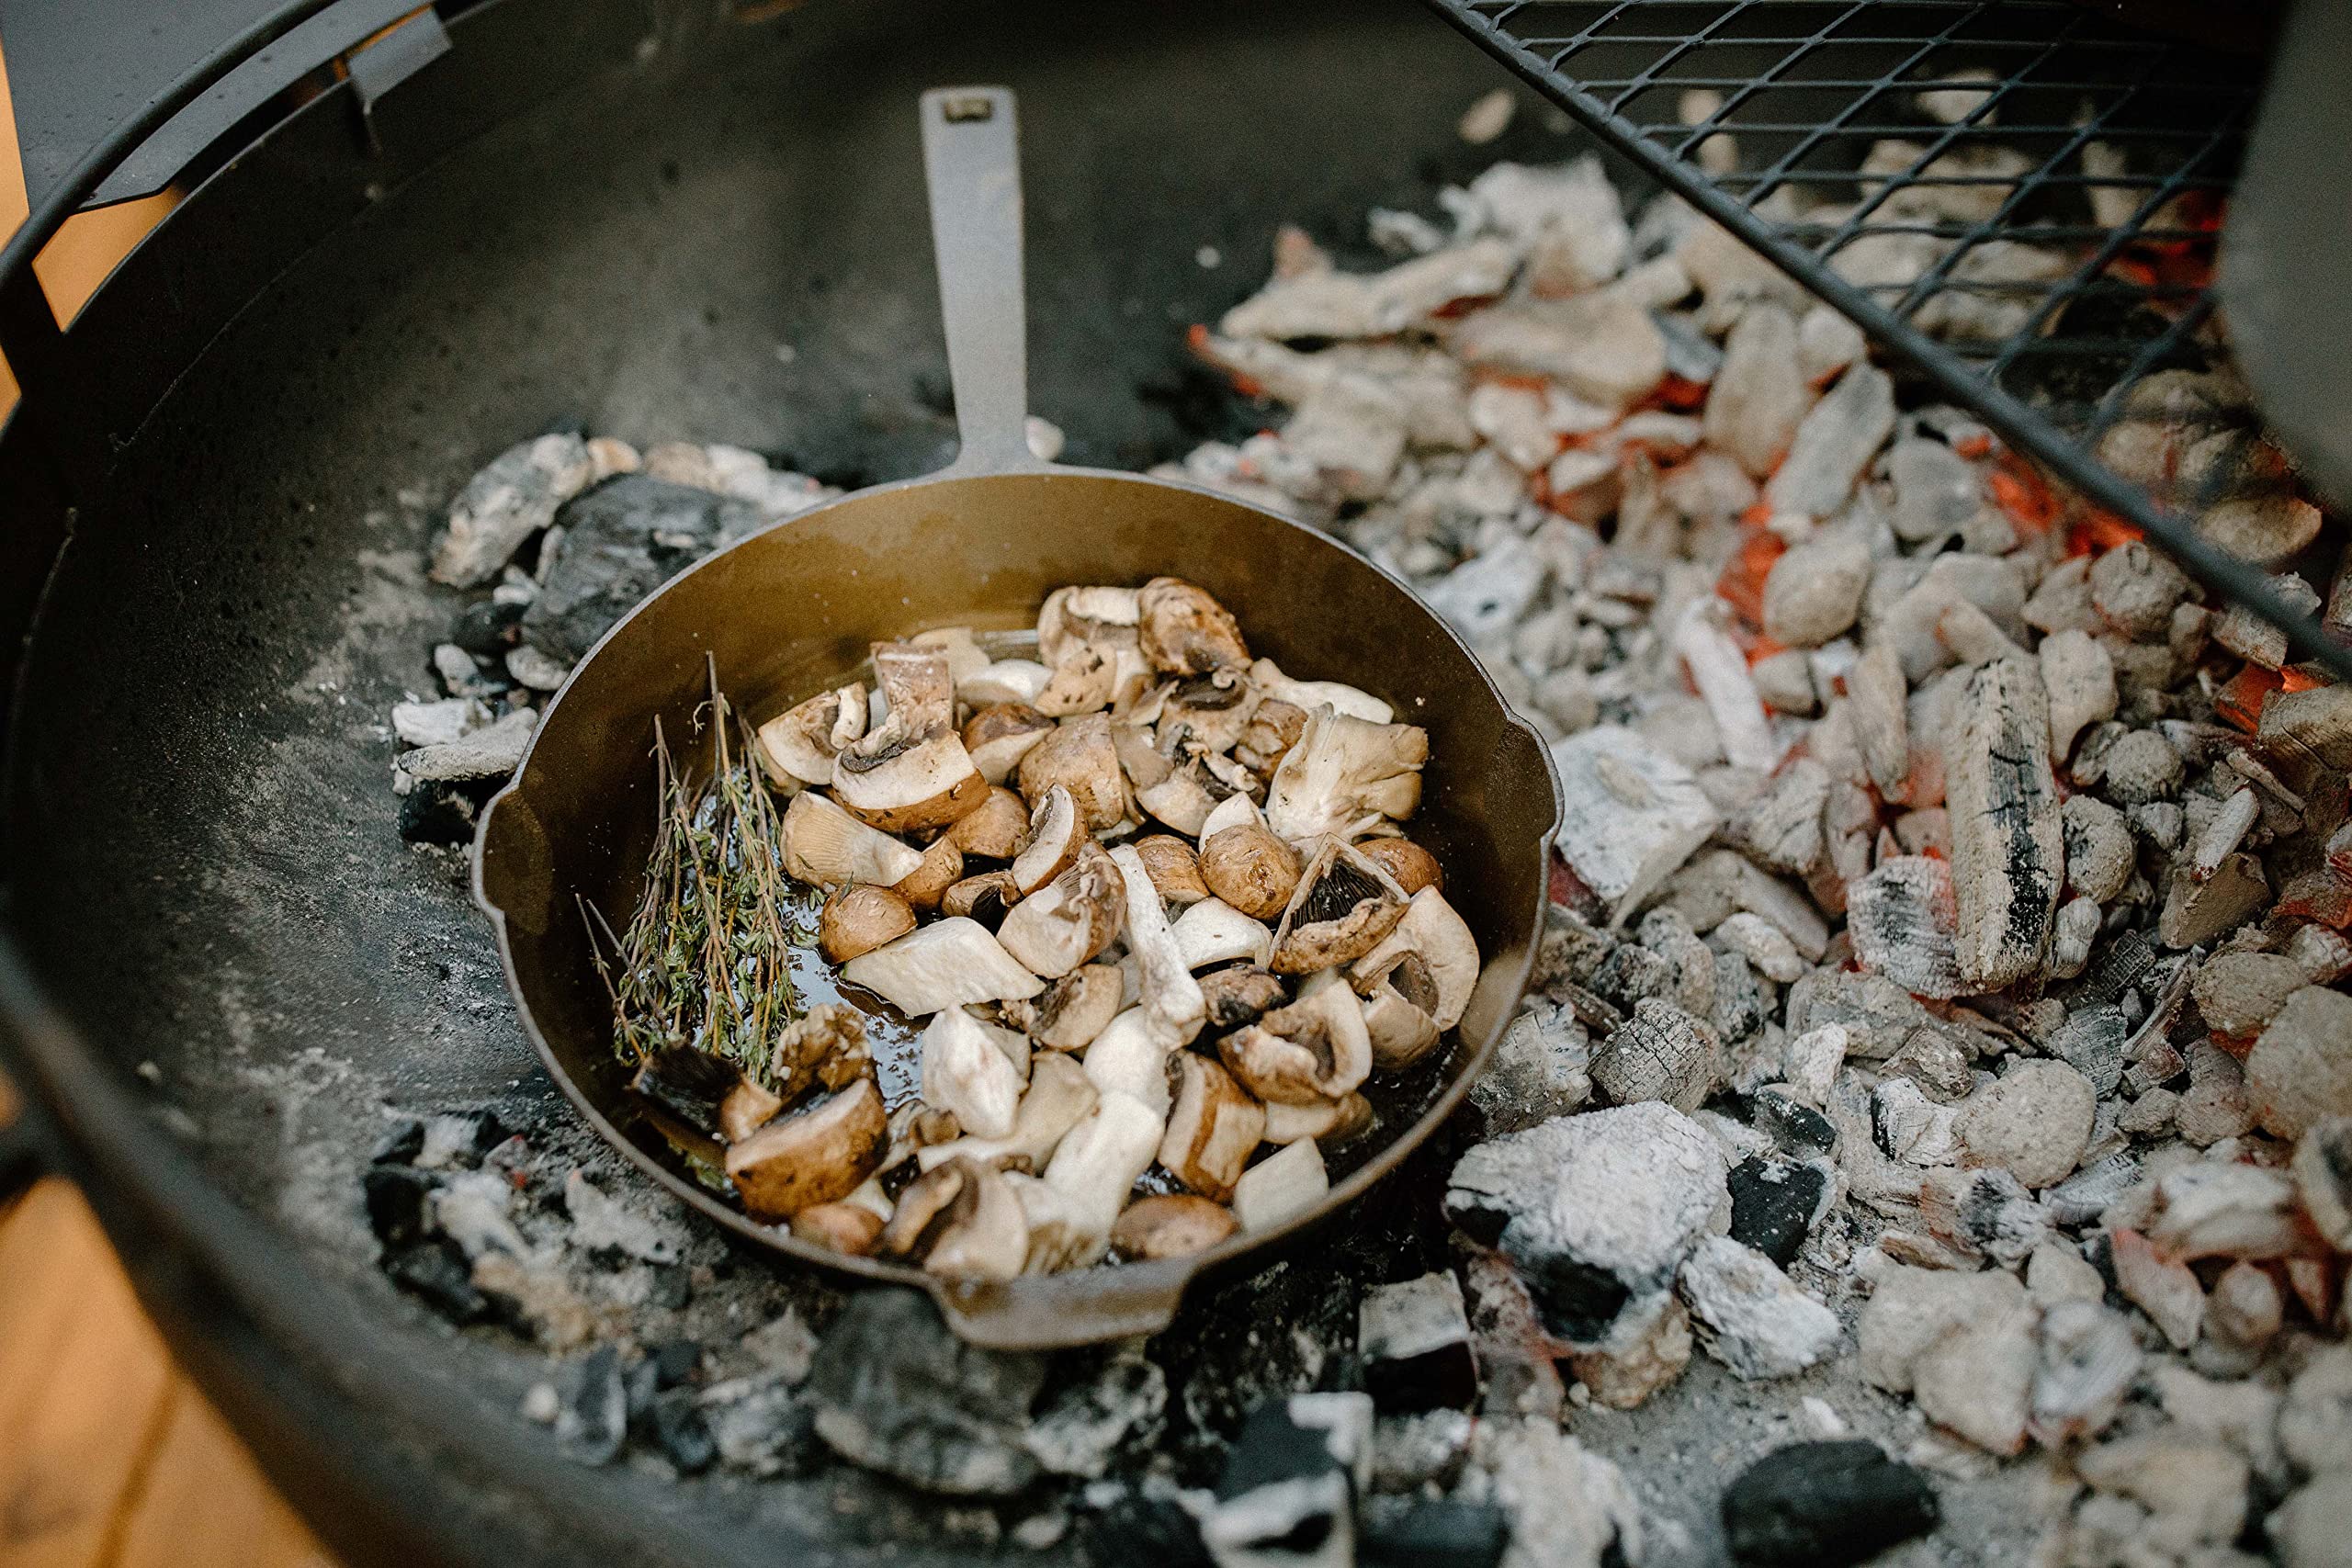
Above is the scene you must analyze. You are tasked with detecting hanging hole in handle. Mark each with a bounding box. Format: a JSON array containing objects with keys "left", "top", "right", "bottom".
[{"left": 940, "top": 95, "right": 996, "bottom": 122}]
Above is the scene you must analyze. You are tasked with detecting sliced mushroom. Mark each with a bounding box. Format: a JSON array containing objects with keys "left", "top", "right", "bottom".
[
  {"left": 1199, "top": 824, "right": 1302, "bottom": 919},
  {"left": 755, "top": 682, "right": 868, "bottom": 788},
  {"left": 1111, "top": 1193, "right": 1239, "bottom": 1260},
  {"left": 1038, "top": 585, "right": 1143, "bottom": 664},
  {"left": 917, "top": 1053, "right": 1099, "bottom": 1173},
  {"left": 629, "top": 1043, "right": 744, "bottom": 1137},
  {"left": 819, "top": 884, "right": 917, "bottom": 964},
  {"left": 1012, "top": 784, "right": 1086, "bottom": 894},
  {"left": 1138, "top": 577, "right": 1250, "bottom": 675},
  {"left": 919, "top": 1007, "right": 1031, "bottom": 1140},
  {"left": 1230, "top": 1136, "right": 1329, "bottom": 1233},
  {"left": 877, "top": 1100, "right": 962, "bottom": 1176},
  {"left": 941, "top": 869, "right": 1020, "bottom": 927},
  {"left": 962, "top": 659, "right": 1053, "bottom": 708},
  {"left": 1198, "top": 793, "right": 1263, "bottom": 842},
  {"left": 877, "top": 1156, "right": 1026, "bottom": 1278},
  {"left": 1109, "top": 842, "right": 1207, "bottom": 1043},
  {"left": 1171, "top": 897, "right": 1274, "bottom": 970},
  {"left": 1001, "top": 964, "right": 1126, "bottom": 1050},
  {"left": 780, "top": 791, "right": 924, "bottom": 888},
  {"left": 789, "top": 1201, "right": 886, "bottom": 1256},
  {"left": 1261, "top": 1092, "right": 1371, "bottom": 1147},
  {"left": 1358, "top": 836, "right": 1443, "bottom": 897},
  {"left": 963, "top": 703, "right": 1056, "bottom": 785},
  {"left": 1112, "top": 715, "right": 1173, "bottom": 796},
  {"left": 1268, "top": 837, "right": 1410, "bottom": 974},
  {"left": 841, "top": 917, "right": 1045, "bottom": 1015},
  {"left": 891, "top": 835, "right": 965, "bottom": 913},
  {"left": 998, "top": 842, "right": 1127, "bottom": 978},
  {"left": 944, "top": 786, "right": 1032, "bottom": 859},
  {"left": 1081, "top": 1008, "right": 1176, "bottom": 1117},
  {"left": 920, "top": 1159, "right": 1030, "bottom": 1280},
  {"left": 719, "top": 1076, "right": 786, "bottom": 1143},
  {"left": 1234, "top": 698, "right": 1309, "bottom": 780},
  {"left": 1037, "top": 587, "right": 1150, "bottom": 716},
  {"left": 1264, "top": 705, "right": 1429, "bottom": 840},
  {"left": 1018, "top": 714, "right": 1128, "bottom": 831},
  {"left": 1043, "top": 1090, "right": 1167, "bottom": 1235},
  {"left": 1249, "top": 658, "right": 1393, "bottom": 724},
  {"left": 723, "top": 1077, "right": 887, "bottom": 1219},
  {"left": 832, "top": 731, "right": 989, "bottom": 833},
  {"left": 1199, "top": 964, "right": 1289, "bottom": 1031},
  {"left": 1132, "top": 834, "right": 1213, "bottom": 907},
  {"left": 1159, "top": 1052, "right": 1267, "bottom": 1201},
  {"left": 840, "top": 1176, "right": 895, "bottom": 1220},
  {"left": 834, "top": 643, "right": 988, "bottom": 830},
  {"left": 1358, "top": 977, "right": 1442, "bottom": 1070},
  {"left": 1349, "top": 886, "right": 1479, "bottom": 1031},
  {"left": 909, "top": 626, "right": 990, "bottom": 686},
  {"left": 1159, "top": 668, "right": 1261, "bottom": 756},
  {"left": 1135, "top": 761, "right": 1224, "bottom": 837},
  {"left": 1218, "top": 971, "right": 1373, "bottom": 1104},
  {"left": 1005, "top": 1171, "right": 1110, "bottom": 1273}
]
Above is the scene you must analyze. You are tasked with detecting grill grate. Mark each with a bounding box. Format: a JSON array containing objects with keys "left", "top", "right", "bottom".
[{"left": 1423, "top": 0, "right": 2352, "bottom": 681}]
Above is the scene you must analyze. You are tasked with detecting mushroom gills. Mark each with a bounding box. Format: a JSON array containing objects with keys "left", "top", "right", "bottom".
[{"left": 1269, "top": 838, "right": 1410, "bottom": 974}]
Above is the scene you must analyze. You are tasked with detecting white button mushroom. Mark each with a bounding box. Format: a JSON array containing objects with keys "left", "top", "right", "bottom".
[{"left": 842, "top": 918, "right": 1045, "bottom": 1016}]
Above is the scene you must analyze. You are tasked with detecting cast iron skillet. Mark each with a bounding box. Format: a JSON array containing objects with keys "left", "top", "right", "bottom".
[{"left": 474, "top": 86, "right": 1560, "bottom": 1348}]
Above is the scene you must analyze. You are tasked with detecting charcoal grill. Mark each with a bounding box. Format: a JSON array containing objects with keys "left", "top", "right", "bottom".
[
  {"left": 0, "top": 0, "right": 2335, "bottom": 1563},
  {"left": 1426, "top": 0, "right": 2352, "bottom": 679}
]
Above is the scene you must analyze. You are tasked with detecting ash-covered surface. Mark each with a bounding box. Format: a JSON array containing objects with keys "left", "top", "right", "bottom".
[{"left": 11, "top": 17, "right": 2352, "bottom": 1563}]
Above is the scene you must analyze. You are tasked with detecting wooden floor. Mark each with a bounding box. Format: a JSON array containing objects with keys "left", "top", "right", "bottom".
[
  {"left": 0, "top": 1173, "right": 335, "bottom": 1568},
  {"left": 0, "top": 43, "right": 337, "bottom": 1568}
]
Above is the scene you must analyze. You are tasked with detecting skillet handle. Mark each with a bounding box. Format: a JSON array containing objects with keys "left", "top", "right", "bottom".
[{"left": 920, "top": 86, "right": 1046, "bottom": 477}]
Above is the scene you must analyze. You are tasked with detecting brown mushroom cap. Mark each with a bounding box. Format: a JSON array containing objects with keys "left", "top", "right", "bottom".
[
  {"left": 1268, "top": 838, "right": 1410, "bottom": 974},
  {"left": 819, "top": 885, "right": 918, "bottom": 964},
  {"left": 1018, "top": 714, "right": 1129, "bottom": 832},
  {"left": 1198, "top": 964, "right": 1289, "bottom": 1031},
  {"left": 944, "top": 786, "right": 1033, "bottom": 859},
  {"left": 1111, "top": 1193, "right": 1239, "bottom": 1260},
  {"left": 873, "top": 1158, "right": 971, "bottom": 1262},
  {"left": 1132, "top": 834, "right": 1213, "bottom": 907},
  {"left": 1234, "top": 698, "right": 1309, "bottom": 780},
  {"left": 1358, "top": 836, "right": 1443, "bottom": 897},
  {"left": 962, "top": 703, "right": 1056, "bottom": 786},
  {"left": 1138, "top": 577, "right": 1250, "bottom": 676},
  {"left": 1159, "top": 1052, "right": 1268, "bottom": 1201},
  {"left": 723, "top": 1078, "right": 888, "bottom": 1219},
  {"left": 1199, "top": 824, "right": 1303, "bottom": 919},
  {"left": 790, "top": 1201, "right": 887, "bottom": 1257},
  {"left": 892, "top": 836, "right": 966, "bottom": 914},
  {"left": 1216, "top": 973, "right": 1372, "bottom": 1104},
  {"left": 942, "top": 869, "right": 1021, "bottom": 926}
]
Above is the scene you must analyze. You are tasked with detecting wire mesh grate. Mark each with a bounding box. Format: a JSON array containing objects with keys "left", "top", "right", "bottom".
[
  {"left": 1422, "top": 0, "right": 2352, "bottom": 678},
  {"left": 1443, "top": 0, "right": 2259, "bottom": 442}
]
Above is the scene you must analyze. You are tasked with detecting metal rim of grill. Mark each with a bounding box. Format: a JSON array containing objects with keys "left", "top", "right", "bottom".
[{"left": 1424, "top": 0, "right": 2352, "bottom": 683}]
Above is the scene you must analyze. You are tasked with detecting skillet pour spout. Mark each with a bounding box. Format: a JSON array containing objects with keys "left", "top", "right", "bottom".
[{"left": 472, "top": 86, "right": 1560, "bottom": 1348}]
